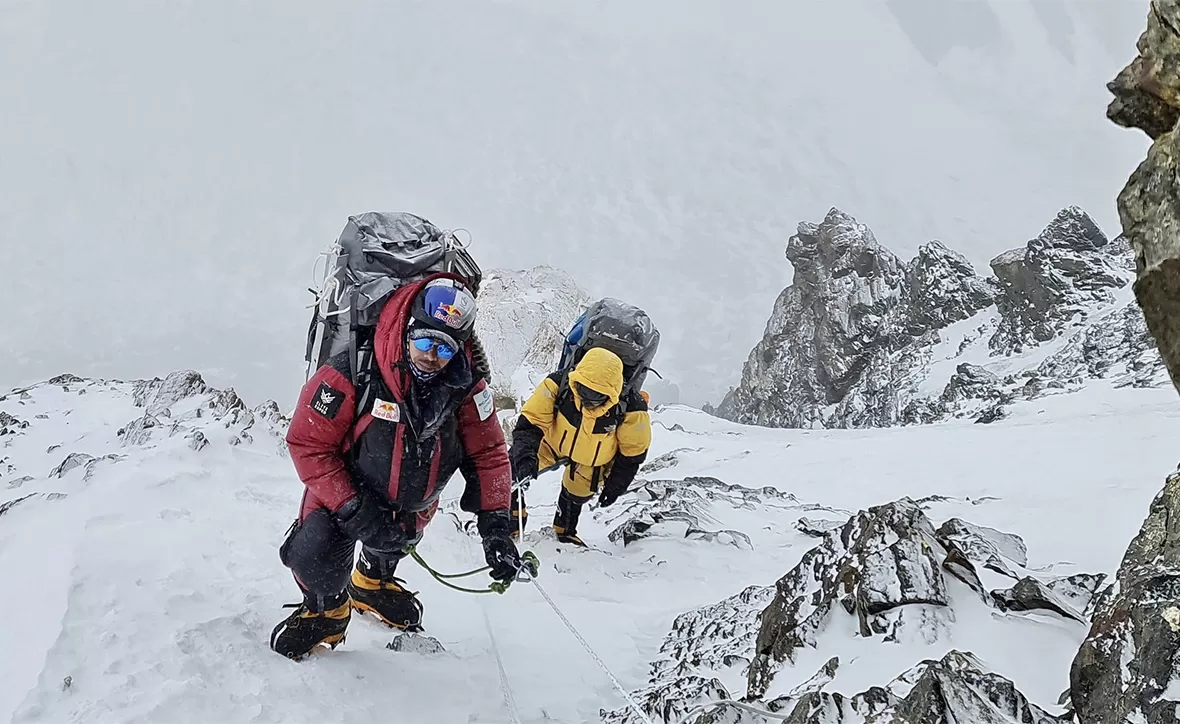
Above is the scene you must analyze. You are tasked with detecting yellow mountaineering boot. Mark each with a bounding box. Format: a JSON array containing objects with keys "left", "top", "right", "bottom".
[
  {"left": 269, "top": 596, "right": 351, "bottom": 660},
  {"left": 346, "top": 568, "right": 425, "bottom": 631}
]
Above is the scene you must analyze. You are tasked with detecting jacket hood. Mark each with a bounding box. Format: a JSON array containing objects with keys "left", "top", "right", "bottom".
[
  {"left": 374, "top": 272, "right": 473, "bottom": 398},
  {"left": 567, "top": 347, "right": 623, "bottom": 418}
]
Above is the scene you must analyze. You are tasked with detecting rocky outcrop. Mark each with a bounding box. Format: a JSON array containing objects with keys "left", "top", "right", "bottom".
[
  {"left": 601, "top": 584, "right": 777, "bottom": 724},
  {"left": 599, "top": 477, "right": 840, "bottom": 550},
  {"left": 770, "top": 651, "right": 1059, "bottom": 724},
  {"left": 715, "top": 209, "right": 909, "bottom": 429},
  {"left": 473, "top": 266, "right": 590, "bottom": 409},
  {"left": 748, "top": 499, "right": 953, "bottom": 699},
  {"left": 1069, "top": 472, "right": 1180, "bottom": 724},
  {"left": 989, "top": 207, "right": 1128, "bottom": 355},
  {"left": 717, "top": 206, "right": 1149, "bottom": 429},
  {"left": 1104, "top": 0, "right": 1180, "bottom": 397},
  {"left": 607, "top": 497, "right": 1097, "bottom": 724},
  {"left": 904, "top": 241, "right": 1002, "bottom": 336},
  {"left": 1, "top": 372, "right": 290, "bottom": 497},
  {"left": 1106, "top": 0, "right": 1180, "bottom": 140},
  {"left": 1061, "top": 11, "right": 1180, "bottom": 721}
]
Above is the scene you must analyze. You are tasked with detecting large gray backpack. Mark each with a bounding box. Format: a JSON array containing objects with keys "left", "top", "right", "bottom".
[
  {"left": 555, "top": 297, "right": 660, "bottom": 413},
  {"left": 304, "top": 212, "right": 488, "bottom": 399}
]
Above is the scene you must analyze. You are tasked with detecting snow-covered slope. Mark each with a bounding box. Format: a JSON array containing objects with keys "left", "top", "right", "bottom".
[
  {"left": 3, "top": 369, "right": 1180, "bottom": 723},
  {"left": 0, "top": 0, "right": 1151, "bottom": 408},
  {"left": 717, "top": 206, "right": 1164, "bottom": 429},
  {"left": 471, "top": 265, "right": 590, "bottom": 408}
]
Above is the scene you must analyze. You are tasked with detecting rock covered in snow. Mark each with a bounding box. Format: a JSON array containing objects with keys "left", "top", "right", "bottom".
[
  {"left": 1, "top": 370, "right": 290, "bottom": 495},
  {"left": 1035, "top": 304, "right": 1169, "bottom": 389},
  {"left": 768, "top": 651, "right": 1059, "bottom": 724},
  {"left": 903, "top": 241, "right": 1001, "bottom": 336},
  {"left": 133, "top": 370, "right": 209, "bottom": 416},
  {"left": 717, "top": 205, "right": 1150, "bottom": 429},
  {"left": 601, "top": 584, "right": 777, "bottom": 724},
  {"left": 1069, "top": 471, "right": 1180, "bottom": 724},
  {"left": 599, "top": 476, "right": 841, "bottom": 550},
  {"left": 608, "top": 496, "right": 1093, "bottom": 724},
  {"left": 747, "top": 498, "right": 953, "bottom": 699},
  {"left": 988, "top": 206, "right": 1128, "bottom": 355},
  {"left": 715, "top": 209, "right": 909, "bottom": 429},
  {"left": 116, "top": 371, "right": 285, "bottom": 452},
  {"left": 472, "top": 266, "right": 591, "bottom": 410}
]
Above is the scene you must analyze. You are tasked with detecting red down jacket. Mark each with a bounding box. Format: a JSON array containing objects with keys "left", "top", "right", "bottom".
[{"left": 284, "top": 274, "right": 512, "bottom": 534}]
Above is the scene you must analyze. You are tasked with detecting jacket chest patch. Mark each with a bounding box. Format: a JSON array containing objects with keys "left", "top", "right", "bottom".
[
  {"left": 371, "top": 398, "right": 401, "bottom": 422},
  {"left": 473, "top": 386, "right": 494, "bottom": 422}
]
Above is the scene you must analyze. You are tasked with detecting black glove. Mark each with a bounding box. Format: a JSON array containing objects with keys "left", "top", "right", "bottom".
[
  {"left": 597, "top": 479, "right": 629, "bottom": 508},
  {"left": 511, "top": 460, "right": 537, "bottom": 488},
  {"left": 598, "top": 489, "right": 622, "bottom": 508},
  {"left": 336, "top": 492, "right": 407, "bottom": 553},
  {"left": 482, "top": 534, "right": 523, "bottom": 582}
]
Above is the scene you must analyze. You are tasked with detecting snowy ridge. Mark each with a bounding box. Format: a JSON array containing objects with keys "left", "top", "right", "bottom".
[
  {"left": 4, "top": 370, "right": 1180, "bottom": 723},
  {"left": 716, "top": 206, "right": 1163, "bottom": 429}
]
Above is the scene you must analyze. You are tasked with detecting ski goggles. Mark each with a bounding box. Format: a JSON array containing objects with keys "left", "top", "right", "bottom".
[
  {"left": 411, "top": 336, "right": 457, "bottom": 360},
  {"left": 573, "top": 382, "right": 610, "bottom": 408}
]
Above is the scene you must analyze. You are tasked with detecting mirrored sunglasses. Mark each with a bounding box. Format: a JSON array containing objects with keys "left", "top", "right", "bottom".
[{"left": 411, "top": 337, "right": 457, "bottom": 360}]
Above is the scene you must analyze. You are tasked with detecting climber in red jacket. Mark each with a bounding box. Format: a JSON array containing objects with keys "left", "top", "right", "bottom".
[{"left": 270, "top": 275, "right": 521, "bottom": 660}]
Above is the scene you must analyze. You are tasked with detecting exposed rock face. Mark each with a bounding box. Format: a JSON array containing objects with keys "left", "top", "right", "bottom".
[
  {"left": 1104, "top": 0, "right": 1180, "bottom": 397},
  {"left": 989, "top": 207, "right": 1128, "bottom": 355},
  {"left": 718, "top": 206, "right": 1149, "bottom": 429},
  {"left": 1062, "top": 14, "right": 1180, "bottom": 722},
  {"left": 1069, "top": 472, "right": 1180, "bottom": 724},
  {"left": 606, "top": 497, "right": 1092, "bottom": 724},
  {"left": 904, "top": 241, "right": 1002, "bottom": 335},
  {"left": 1106, "top": 0, "right": 1180, "bottom": 140},
  {"left": 716, "top": 209, "right": 908, "bottom": 429}
]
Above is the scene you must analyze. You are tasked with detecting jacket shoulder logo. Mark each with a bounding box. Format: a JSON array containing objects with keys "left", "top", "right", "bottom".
[
  {"left": 372, "top": 398, "right": 401, "bottom": 422},
  {"left": 310, "top": 381, "right": 345, "bottom": 419}
]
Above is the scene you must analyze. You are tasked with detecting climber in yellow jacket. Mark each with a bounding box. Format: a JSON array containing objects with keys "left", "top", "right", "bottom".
[{"left": 507, "top": 347, "right": 652, "bottom": 546}]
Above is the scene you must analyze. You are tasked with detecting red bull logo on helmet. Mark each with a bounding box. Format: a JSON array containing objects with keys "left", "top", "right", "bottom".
[
  {"left": 423, "top": 280, "right": 475, "bottom": 330},
  {"left": 433, "top": 302, "right": 465, "bottom": 328}
]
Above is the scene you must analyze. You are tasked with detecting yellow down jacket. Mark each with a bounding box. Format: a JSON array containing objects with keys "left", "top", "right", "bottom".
[{"left": 509, "top": 347, "right": 652, "bottom": 498}]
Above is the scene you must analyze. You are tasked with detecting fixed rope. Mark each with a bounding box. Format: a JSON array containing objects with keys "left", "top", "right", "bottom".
[
  {"left": 410, "top": 518, "right": 790, "bottom": 724},
  {"left": 524, "top": 574, "right": 658, "bottom": 724}
]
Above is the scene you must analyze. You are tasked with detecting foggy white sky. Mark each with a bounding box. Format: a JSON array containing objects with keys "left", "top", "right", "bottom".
[{"left": 0, "top": 0, "right": 1151, "bottom": 408}]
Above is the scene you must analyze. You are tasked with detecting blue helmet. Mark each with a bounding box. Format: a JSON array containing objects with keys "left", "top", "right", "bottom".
[{"left": 408, "top": 278, "right": 478, "bottom": 349}]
